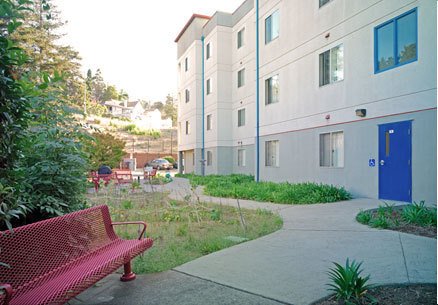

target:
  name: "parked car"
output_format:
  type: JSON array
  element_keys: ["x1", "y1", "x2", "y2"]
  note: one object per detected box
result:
[{"x1": 145, "y1": 158, "x2": 173, "y2": 170}]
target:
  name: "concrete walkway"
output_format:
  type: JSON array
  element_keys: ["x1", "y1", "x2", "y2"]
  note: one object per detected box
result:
[{"x1": 74, "y1": 178, "x2": 436, "y2": 305}]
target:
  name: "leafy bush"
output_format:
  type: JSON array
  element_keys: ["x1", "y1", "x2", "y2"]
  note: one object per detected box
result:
[
  {"x1": 327, "y1": 259, "x2": 373, "y2": 304},
  {"x1": 178, "y1": 174, "x2": 351, "y2": 204},
  {"x1": 356, "y1": 210, "x2": 372, "y2": 225}
]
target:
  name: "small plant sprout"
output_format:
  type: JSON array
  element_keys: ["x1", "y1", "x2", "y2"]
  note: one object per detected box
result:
[{"x1": 327, "y1": 259, "x2": 373, "y2": 304}]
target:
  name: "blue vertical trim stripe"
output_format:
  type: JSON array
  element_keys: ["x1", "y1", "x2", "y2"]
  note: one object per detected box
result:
[
  {"x1": 201, "y1": 35, "x2": 205, "y2": 176},
  {"x1": 256, "y1": 0, "x2": 260, "y2": 182}
]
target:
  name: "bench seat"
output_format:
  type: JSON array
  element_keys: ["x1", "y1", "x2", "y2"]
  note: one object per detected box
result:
[{"x1": 0, "y1": 205, "x2": 153, "y2": 305}]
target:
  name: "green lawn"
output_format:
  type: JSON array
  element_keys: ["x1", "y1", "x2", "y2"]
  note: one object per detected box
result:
[
  {"x1": 87, "y1": 189, "x2": 283, "y2": 273},
  {"x1": 176, "y1": 174, "x2": 351, "y2": 204}
]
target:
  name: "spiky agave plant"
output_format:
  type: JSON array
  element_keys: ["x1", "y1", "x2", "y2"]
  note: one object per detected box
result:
[{"x1": 327, "y1": 259, "x2": 373, "y2": 304}]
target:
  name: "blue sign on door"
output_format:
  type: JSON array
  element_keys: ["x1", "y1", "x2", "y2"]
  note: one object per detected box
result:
[
  {"x1": 378, "y1": 121, "x2": 412, "y2": 202},
  {"x1": 369, "y1": 159, "x2": 376, "y2": 167}
]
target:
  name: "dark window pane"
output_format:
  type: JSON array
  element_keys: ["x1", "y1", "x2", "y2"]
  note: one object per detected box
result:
[
  {"x1": 397, "y1": 12, "x2": 416, "y2": 64},
  {"x1": 376, "y1": 22, "x2": 395, "y2": 71},
  {"x1": 319, "y1": 0, "x2": 330, "y2": 7},
  {"x1": 319, "y1": 50, "x2": 330, "y2": 86}
]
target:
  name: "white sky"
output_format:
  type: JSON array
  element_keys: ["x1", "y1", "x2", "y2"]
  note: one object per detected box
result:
[{"x1": 54, "y1": 0, "x2": 242, "y2": 102}]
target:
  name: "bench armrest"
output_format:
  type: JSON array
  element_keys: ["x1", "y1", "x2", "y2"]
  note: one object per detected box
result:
[
  {"x1": 0, "y1": 283, "x2": 13, "y2": 305},
  {"x1": 111, "y1": 221, "x2": 147, "y2": 240}
]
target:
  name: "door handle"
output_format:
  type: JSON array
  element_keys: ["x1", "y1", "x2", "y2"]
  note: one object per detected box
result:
[{"x1": 380, "y1": 160, "x2": 385, "y2": 166}]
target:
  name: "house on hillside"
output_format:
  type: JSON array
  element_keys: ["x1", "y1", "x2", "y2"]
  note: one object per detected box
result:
[
  {"x1": 175, "y1": 0, "x2": 437, "y2": 204},
  {"x1": 104, "y1": 100, "x2": 145, "y2": 120},
  {"x1": 137, "y1": 109, "x2": 173, "y2": 130}
]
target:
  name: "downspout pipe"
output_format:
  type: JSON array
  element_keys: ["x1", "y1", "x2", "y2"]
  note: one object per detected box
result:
[
  {"x1": 201, "y1": 35, "x2": 206, "y2": 176},
  {"x1": 256, "y1": 0, "x2": 260, "y2": 182}
]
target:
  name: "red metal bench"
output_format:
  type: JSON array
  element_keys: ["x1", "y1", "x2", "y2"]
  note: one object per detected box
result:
[
  {"x1": 90, "y1": 171, "x2": 113, "y2": 192},
  {"x1": 114, "y1": 170, "x2": 133, "y2": 186},
  {"x1": 0, "y1": 205, "x2": 153, "y2": 305}
]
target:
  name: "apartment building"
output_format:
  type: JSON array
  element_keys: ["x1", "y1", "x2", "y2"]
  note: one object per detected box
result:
[{"x1": 175, "y1": 0, "x2": 437, "y2": 204}]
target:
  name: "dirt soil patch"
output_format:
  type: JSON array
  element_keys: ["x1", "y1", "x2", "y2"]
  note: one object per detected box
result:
[{"x1": 313, "y1": 283, "x2": 436, "y2": 305}]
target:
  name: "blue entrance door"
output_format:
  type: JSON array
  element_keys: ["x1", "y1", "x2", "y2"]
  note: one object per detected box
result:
[{"x1": 378, "y1": 121, "x2": 412, "y2": 202}]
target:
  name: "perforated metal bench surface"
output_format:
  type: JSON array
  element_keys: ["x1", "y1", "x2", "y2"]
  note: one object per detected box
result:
[{"x1": 0, "y1": 205, "x2": 153, "y2": 305}]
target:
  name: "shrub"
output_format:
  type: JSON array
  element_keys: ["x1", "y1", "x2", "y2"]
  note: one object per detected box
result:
[
  {"x1": 402, "y1": 201, "x2": 437, "y2": 226},
  {"x1": 163, "y1": 156, "x2": 175, "y2": 164},
  {"x1": 356, "y1": 210, "x2": 372, "y2": 225},
  {"x1": 327, "y1": 259, "x2": 373, "y2": 304}
]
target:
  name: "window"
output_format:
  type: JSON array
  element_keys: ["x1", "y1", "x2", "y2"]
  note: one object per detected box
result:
[
  {"x1": 185, "y1": 89, "x2": 190, "y2": 103},
  {"x1": 207, "y1": 151, "x2": 212, "y2": 166},
  {"x1": 237, "y1": 28, "x2": 245, "y2": 48},
  {"x1": 265, "y1": 140, "x2": 279, "y2": 167},
  {"x1": 319, "y1": 0, "x2": 332, "y2": 8},
  {"x1": 375, "y1": 9, "x2": 417, "y2": 73},
  {"x1": 206, "y1": 42, "x2": 211, "y2": 60},
  {"x1": 265, "y1": 10, "x2": 279, "y2": 44},
  {"x1": 238, "y1": 69, "x2": 245, "y2": 88},
  {"x1": 206, "y1": 114, "x2": 212, "y2": 131},
  {"x1": 237, "y1": 108, "x2": 245, "y2": 127},
  {"x1": 320, "y1": 131, "x2": 344, "y2": 167},
  {"x1": 319, "y1": 44, "x2": 344, "y2": 86},
  {"x1": 184, "y1": 57, "x2": 188, "y2": 72},
  {"x1": 185, "y1": 121, "x2": 190, "y2": 135},
  {"x1": 206, "y1": 79, "x2": 211, "y2": 95},
  {"x1": 238, "y1": 149, "x2": 246, "y2": 167},
  {"x1": 265, "y1": 75, "x2": 279, "y2": 105}
]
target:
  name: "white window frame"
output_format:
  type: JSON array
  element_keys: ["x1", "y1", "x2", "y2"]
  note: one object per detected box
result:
[
  {"x1": 319, "y1": 44, "x2": 344, "y2": 87},
  {"x1": 185, "y1": 89, "x2": 190, "y2": 103},
  {"x1": 265, "y1": 140, "x2": 279, "y2": 167},
  {"x1": 206, "y1": 42, "x2": 211, "y2": 60},
  {"x1": 265, "y1": 75, "x2": 279, "y2": 105},
  {"x1": 185, "y1": 121, "x2": 190, "y2": 135},
  {"x1": 206, "y1": 114, "x2": 212, "y2": 131},
  {"x1": 207, "y1": 151, "x2": 213, "y2": 166},
  {"x1": 237, "y1": 28, "x2": 245, "y2": 48},
  {"x1": 319, "y1": 131, "x2": 344, "y2": 168},
  {"x1": 265, "y1": 10, "x2": 279, "y2": 44},
  {"x1": 237, "y1": 149, "x2": 246, "y2": 167},
  {"x1": 238, "y1": 68, "x2": 245, "y2": 88},
  {"x1": 206, "y1": 78, "x2": 212, "y2": 95},
  {"x1": 237, "y1": 108, "x2": 246, "y2": 127}
]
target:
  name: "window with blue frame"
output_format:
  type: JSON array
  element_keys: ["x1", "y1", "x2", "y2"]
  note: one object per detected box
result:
[{"x1": 375, "y1": 8, "x2": 417, "y2": 73}]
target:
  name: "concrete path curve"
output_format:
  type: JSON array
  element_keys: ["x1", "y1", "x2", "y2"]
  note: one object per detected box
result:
[{"x1": 74, "y1": 178, "x2": 436, "y2": 305}]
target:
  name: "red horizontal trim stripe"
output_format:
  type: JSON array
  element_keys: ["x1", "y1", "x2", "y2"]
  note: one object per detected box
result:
[{"x1": 260, "y1": 107, "x2": 437, "y2": 138}]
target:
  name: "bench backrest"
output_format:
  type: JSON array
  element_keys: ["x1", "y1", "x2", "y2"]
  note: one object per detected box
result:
[
  {"x1": 0, "y1": 205, "x2": 117, "y2": 292},
  {"x1": 114, "y1": 170, "x2": 132, "y2": 183}
]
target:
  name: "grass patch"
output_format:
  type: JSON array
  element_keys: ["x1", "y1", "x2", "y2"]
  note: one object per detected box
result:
[
  {"x1": 87, "y1": 190, "x2": 282, "y2": 273},
  {"x1": 176, "y1": 174, "x2": 351, "y2": 204},
  {"x1": 123, "y1": 124, "x2": 161, "y2": 138},
  {"x1": 356, "y1": 201, "x2": 436, "y2": 237}
]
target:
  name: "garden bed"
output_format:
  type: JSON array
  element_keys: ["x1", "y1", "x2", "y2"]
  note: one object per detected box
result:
[
  {"x1": 356, "y1": 202, "x2": 436, "y2": 238},
  {"x1": 176, "y1": 174, "x2": 351, "y2": 204},
  {"x1": 313, "y1": 283, "x2": 436, "y2": 305}
]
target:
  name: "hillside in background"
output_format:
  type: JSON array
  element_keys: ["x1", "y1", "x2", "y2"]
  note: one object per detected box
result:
[{"x1": 85, "y1": 115, "x2": 178, "y2": 156}]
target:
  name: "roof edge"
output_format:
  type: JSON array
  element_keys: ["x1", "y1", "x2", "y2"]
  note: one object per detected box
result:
[{"x1": 174, "y1": 14, "x2": 211, "y2": 42}]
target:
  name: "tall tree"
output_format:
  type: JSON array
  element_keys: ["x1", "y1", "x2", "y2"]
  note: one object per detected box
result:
[
  {"x1": 162, "y1": 94, "x2": 177, "y2": 126},
  {"x1": 91, "y1": 69, "x2": 106, "y2": 102},
  {"x1": 11, "y1": 0, "x2": 83, "y2": 106},
  {"x1": 102, "y1": 85, "x2": 119, "y2": 101}
]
